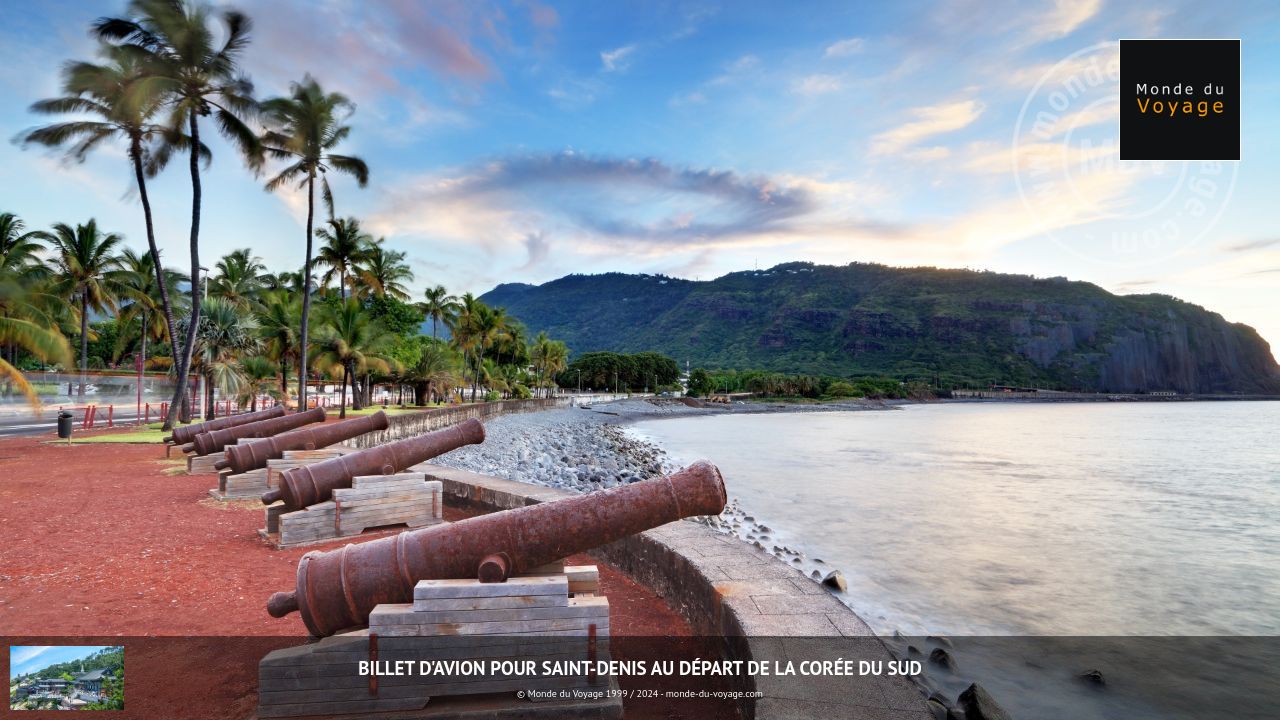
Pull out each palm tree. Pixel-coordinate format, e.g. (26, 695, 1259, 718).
(237, 354, 281, 411)
(259, 76, 369, 412)
(0, 277, 72, 410)
(356, 238, 413, 300)
(182, 296, 260, 419)
(256, 290, 299, 400)
(21, 44, 206, 390)
(313, 217, 371, 301)
(113, 248, 184, 373)
(409, 339, 461, 406)
(530, 332, 569, 398)
(209, 248, 265, 308)
(95, 0, 261, 429)
(0, 213, 52, 370)
(311, 298, 390, 419)
(46, 220, 127, 398)
(448, 293, 484, 401)
(419, 285, 457, 341)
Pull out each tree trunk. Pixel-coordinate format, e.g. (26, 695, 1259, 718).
(132, 136, 178, 430)
(279, 356, 289, 400)
(349, 363, 361, 411)
(205, 372, 215, 420)
(78, 293, 88, 399)
(338, 363, 348, 420)
(339, 270, 345, 302)
(165, 113, 204, 429)
(298, 172, 315, 412)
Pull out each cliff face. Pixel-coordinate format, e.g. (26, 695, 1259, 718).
(481, 262, 1280, 394)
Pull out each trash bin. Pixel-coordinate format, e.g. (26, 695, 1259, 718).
(57, 411, 74, 439)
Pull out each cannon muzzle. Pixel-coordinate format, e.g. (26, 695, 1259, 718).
(164, 405, 286, 444)
(186, 406, 327, 456)
(217, 411, 390, 474)
(261, 418, 485, 509)
(268, 460, 726, 636)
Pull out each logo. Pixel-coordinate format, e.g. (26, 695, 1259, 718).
(1120, 39, 1240, 161)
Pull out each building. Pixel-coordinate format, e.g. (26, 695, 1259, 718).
(73, 668, 109, 694)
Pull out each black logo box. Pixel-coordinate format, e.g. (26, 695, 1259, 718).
(1120, 39, 1240, 161)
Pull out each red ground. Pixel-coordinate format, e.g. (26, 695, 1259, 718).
(0, 427, 733, 719)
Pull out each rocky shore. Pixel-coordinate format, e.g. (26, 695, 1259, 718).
(434, 397, 882, 584)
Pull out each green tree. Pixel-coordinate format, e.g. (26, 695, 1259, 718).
(686, 368, 713, 397)
(113, 248, 185, 370)
(355, 237, 413, 301)
(313, 216, 370, 301)
(237, 354, 282, 411)
(210, 248, 266, 308)
(311, 298, 390, 418)
(95, 0, 262, 429)
(46, 219, 127, 398)
(255, 290, 299, 400)
(419, 285, 457, 341)
(182, 296, 260, 419)
(407, 338, 461, 406)
(259, 76, 369, 411)
(20, 43, 197, 402)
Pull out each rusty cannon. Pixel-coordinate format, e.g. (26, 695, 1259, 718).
(184, 406, 327, 456)
(214, 410, 391, 473)
(267, 460, 726, 636)
(164, 405, 285, 445)
(261, 418, 486, 510)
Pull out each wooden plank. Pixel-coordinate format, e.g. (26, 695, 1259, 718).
(372, 617, 609, 637)
(413, 576, 568, 600)
(371, 597, 607, 626)
(411, 594, 568, 612)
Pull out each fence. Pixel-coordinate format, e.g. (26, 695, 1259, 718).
(346, 397, 573, 449)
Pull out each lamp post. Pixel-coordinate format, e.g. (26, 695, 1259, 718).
(577, 369, 581, 394)
(199, 265, 210, 300)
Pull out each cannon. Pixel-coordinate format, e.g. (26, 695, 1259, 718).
(214, 410, 391, 473)
(164, 405, 285, 445)
(184, 406, 327, 456)
(267, 460, 726, 636)
(261, 418, 485, 510)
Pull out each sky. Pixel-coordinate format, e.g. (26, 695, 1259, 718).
(9, 646, 111, 679)
(1, 0, 1278, 352)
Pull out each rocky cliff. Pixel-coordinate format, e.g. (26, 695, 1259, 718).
(481, 262, 1280, 394)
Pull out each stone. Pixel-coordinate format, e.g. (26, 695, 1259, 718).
(929, 647, 957, 671)
(927, 634, 953, 648)
(1078, 668, 1106, 687)
(956, 683, 1010, 720)
(821, 570, 847, 592)
(927, 698, 950, 720)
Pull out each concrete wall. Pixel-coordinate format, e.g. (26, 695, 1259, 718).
(415, 463, 931, 720)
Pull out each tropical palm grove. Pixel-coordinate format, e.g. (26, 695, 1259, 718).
(1, 0, 578, 425)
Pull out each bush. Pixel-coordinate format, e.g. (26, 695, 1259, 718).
(826, 381, 860, 398)
(511, 384, 532, 399)
(484, 390, 501, 402)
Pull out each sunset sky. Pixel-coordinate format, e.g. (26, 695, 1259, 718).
(2, 0, 1278, 352)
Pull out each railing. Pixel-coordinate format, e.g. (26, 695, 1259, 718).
(347, 397, 572, 449)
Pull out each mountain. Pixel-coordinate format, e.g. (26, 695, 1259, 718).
(480, 262, 1280, 394)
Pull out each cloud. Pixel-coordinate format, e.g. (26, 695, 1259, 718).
(824, 37, 864, 58)
(519, 231, 551, 269)
(600, 45, 636, 72)
(870, 99, 985, 155)
(1221, 238, 1280, 253)
(791, 74, 842, 96)
(1031, 0, 1103, 41)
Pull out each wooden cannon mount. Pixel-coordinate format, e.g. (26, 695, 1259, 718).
(255, 419, 487, 548)
(209, 412, 391, 501)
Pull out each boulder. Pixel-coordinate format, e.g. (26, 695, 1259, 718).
(929, 648, 957, 671)
(821, 570, 848, 592)
(957, 683, 1011, 720)
(1078, 669, 1106, 687)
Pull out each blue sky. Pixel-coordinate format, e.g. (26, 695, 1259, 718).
(2, 0, 1278, 352)
(9, 646, 111, 679)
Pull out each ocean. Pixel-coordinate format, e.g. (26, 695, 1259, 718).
(629, 402, 1280, 718)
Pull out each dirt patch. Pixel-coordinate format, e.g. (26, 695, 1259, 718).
(0, 430, 729, 718)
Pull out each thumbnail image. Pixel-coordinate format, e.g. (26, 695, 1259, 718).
(8, 646, 123, 711)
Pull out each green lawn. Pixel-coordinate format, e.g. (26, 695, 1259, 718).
(51, 428, 169, 444)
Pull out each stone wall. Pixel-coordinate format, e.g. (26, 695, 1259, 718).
(415, 463, 931, 720)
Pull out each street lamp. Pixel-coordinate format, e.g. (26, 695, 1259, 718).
(199, 265, 210, 299)
(577, 369, 581, 394)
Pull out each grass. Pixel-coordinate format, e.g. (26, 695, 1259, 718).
(50, 427, 169, 444)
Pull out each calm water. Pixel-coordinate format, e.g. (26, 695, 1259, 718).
(632, 402, 1280, 637)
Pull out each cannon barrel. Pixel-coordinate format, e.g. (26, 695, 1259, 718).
(214, 411, 391, 473)
(261, 418, 486, 509)
(267, 460, 726, 636)
(184, 406, 327, 456)
(164, 405, 285, 444)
